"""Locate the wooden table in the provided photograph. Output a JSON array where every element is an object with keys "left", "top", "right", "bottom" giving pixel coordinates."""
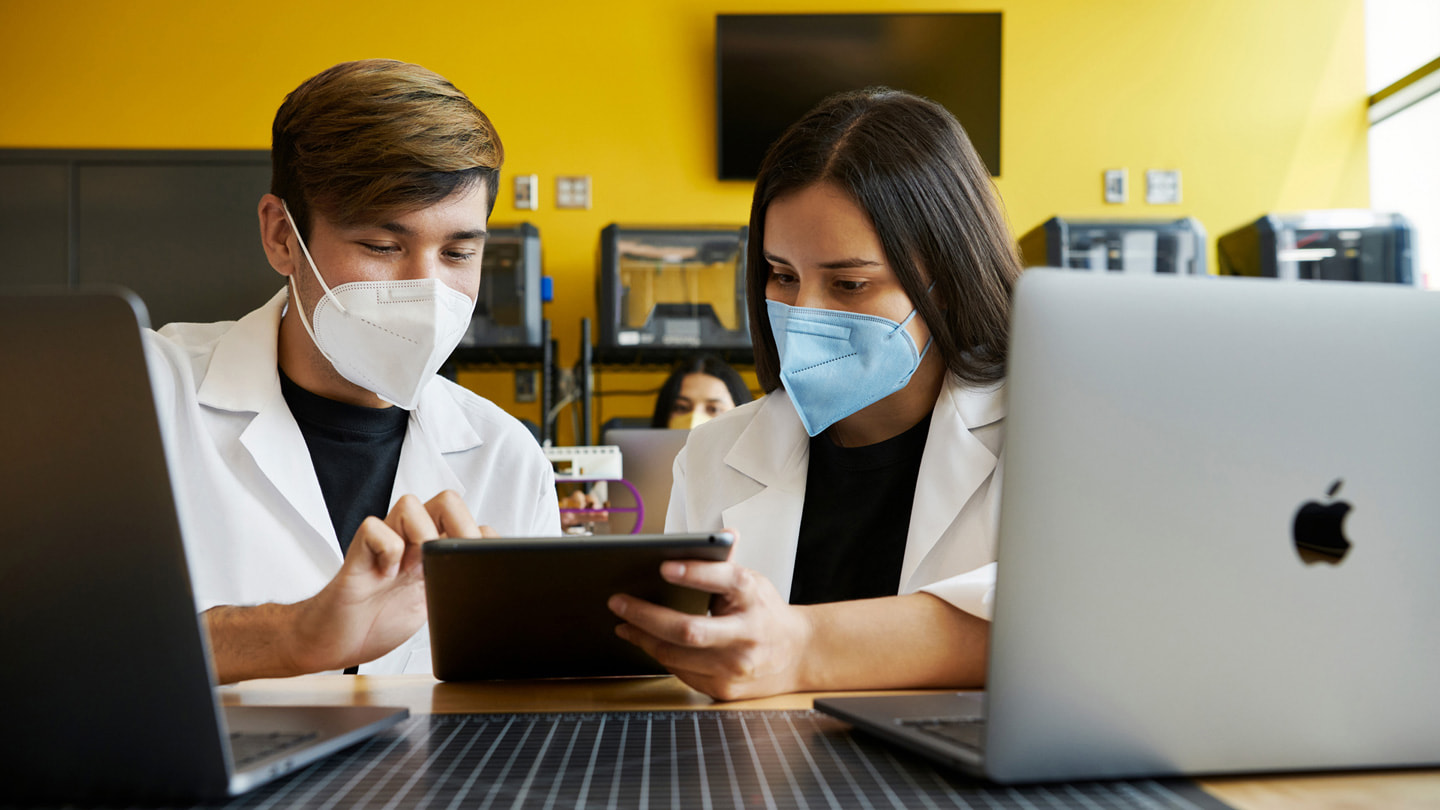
[{"left": 221, "top": 675, "right": 1440, "bottom": 810}]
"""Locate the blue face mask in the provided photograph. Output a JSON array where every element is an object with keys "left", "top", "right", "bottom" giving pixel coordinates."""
[{"left": 766, "top": 297, "right": 932, "bottom": 437}]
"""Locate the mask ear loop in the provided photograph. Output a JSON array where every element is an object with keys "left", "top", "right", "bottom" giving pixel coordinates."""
[
  {"left": 280, "top": 200, "right": 349, "bottom": 357},
  {"left": 888, "top": 281, "right": 936, "bottom": 360},
  {"left": 890, "top": 306, "right": 935, "bottom": 362},
  {"left": 279, "top": 200, "right": 352, "bottom": 375},
  {"left": 281, "top": 200, "right": 346, "bottom": 312}
]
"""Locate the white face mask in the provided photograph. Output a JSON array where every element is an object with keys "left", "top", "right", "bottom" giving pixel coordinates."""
[{"left": 282, "top": 201, "right": 476, "bottom": 410}]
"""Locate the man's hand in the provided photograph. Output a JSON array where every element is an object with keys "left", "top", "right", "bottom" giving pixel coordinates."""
[
  {"left": 289, "top": 490, "right": 490, "bottom": 674},
  {"left": 207, "top": 490, "right": 492, "bottom": 683}
]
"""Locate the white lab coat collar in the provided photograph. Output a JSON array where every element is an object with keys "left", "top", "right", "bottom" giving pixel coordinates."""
[
  {"left": 395, "top": 384, "right": 483, "bottom": 499},
  {"left": 718, "top": 390, "right": 810, "bottom": 589},
  {"left": 192, "top": 288, "right": 483, "bottom": 556},
  {"left": 718, "top": 376, "right": 1004, "bottom": 599},
  {"left": 901, "top": 378, "right": 1005, "bottom": 589},
  {"left": 722, "top": 388, "right": 811, "bottom": 492},
  {"left": 196, "top": 289, "right": 289, "bottom": 414}
]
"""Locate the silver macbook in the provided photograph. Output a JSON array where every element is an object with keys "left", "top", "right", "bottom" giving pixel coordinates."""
[
  {"left": 0, "top": 288, "right": 407, "bottom": 802},
  {"left": 819, "top": 269, "right": 1440, "bottom": 783},
  {"left": 602, "top": 427, "right": 691, "bottom": 534}
]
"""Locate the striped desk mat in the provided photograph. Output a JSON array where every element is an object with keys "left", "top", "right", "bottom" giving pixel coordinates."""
[{"left": 216, "top": 710, "right": 1233, "bottom": 810}]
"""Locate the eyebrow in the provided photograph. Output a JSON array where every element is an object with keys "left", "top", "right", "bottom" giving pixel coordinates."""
[
  {"left": 763, "top": 250, "right": 882, "bottom": 270},
  {"left": 379, "top": 222, "right": 488, "bottom": 241}
]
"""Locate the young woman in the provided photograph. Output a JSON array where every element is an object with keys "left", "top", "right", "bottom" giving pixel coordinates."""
[
  {"left": 608, "top": 88, "right": 1022, "bottom": 699},
  {"left": 650, "top": 354, "right": 753, "bottom": 429}
]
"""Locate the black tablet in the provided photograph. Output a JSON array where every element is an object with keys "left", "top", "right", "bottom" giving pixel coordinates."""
[{"left": 422, "top": 532, "right": 734, "bottom": 680}]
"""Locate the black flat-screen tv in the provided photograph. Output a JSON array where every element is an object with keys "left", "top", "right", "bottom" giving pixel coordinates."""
[{"left": 716, "top": 13, "right": 1002, "bottom": 181}]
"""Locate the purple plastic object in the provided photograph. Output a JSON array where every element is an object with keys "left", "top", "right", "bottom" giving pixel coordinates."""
[{"left": 556, "top": 477, "right": 644, "bottom": 534}]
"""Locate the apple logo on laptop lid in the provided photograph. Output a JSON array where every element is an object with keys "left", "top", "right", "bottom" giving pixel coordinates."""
[{"left": 1292, "top": 479, "right": 1353, "bottom": 564}]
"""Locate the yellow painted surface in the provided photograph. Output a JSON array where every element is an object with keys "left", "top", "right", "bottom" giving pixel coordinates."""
[{"left": 0, "top": 0, "right": 1369, "bottom": 440}]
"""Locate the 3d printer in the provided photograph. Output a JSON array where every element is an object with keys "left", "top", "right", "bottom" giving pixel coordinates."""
[
  {"left": 453, "top": 222, "right": 543, "bottom": 357},
  {"left": 1020, "top": 217, "right": 1208, "bottom": 275},
  {"left": 596, "top": 224, "right": 750, "bottom": 362},
  {"left": 1218, "top": 211, "right": 1415, "bottom": 285}
]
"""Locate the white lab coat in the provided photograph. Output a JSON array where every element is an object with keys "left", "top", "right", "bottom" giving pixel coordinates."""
[
  {"left": 144, "top": 289, "right": 560, "bottom": 674},
  {"left": 666, "top": 376, "right": 1004, "bottom": 620}
]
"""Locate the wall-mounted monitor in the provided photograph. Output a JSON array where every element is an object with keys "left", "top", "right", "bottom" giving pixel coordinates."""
[{"left": 716, "top": 13, "right": 1002, "bottom": 181}]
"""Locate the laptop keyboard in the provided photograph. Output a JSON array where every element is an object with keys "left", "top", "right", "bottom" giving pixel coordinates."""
[
  {"left": 228, "top": 731, "right": 320, "bottom": 768},
  {"left": 901, "top": 716, "right": 986, "bottom": 752}
]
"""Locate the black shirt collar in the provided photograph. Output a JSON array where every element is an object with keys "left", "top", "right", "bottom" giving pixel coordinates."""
[{"left": 278, "top": 368, "right": 409, "bottom": 438}]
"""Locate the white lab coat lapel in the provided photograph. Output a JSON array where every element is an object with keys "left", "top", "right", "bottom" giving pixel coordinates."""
[
  {"left": 899, "top": 378, "right": 1005, "bottom": 590},
  {"left": 720, "top": 390, "right": 810, "bottom": 601},
  {"left": 196, "top": 290, "right": 340, "bottom": 559},
  {"left": 394, "top": 381, "right": 480, "bottom": 504}
]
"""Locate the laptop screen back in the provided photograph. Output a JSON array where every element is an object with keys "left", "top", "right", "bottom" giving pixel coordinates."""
[
  {"left": 0, "top": 289, "right": 231, "bottom": 799},
  {"left": 603, "top": 428, "right": 691, "bottom": 534},
  {"left": 986, "top": 270, "right": 1440, "bottom": 781}
]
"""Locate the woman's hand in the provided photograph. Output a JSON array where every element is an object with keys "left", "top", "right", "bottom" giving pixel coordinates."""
[{"left": 608, "top": 559, "right": 816, "bottom": 700}]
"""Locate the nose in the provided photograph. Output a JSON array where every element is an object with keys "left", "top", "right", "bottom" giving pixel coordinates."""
[
  {"left": 400, "top": 252, "right": 444, "bottom": 282},
  {"left": 793, "top": 279, "right": 829, "bottom": 310}
]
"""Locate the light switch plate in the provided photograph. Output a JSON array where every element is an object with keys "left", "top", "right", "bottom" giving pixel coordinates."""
[
  {"left": 1104, "top": 169, "right": 1128, "bottom": 204},
  {"left": 556, "top": 175, "right": 592, "bottom": 210},
  {"left": 514, "top": 174, "right": 538, "bottom": 210},
  {"left": 1146, "top": 169, "right": 1182, "bottom": 204}
]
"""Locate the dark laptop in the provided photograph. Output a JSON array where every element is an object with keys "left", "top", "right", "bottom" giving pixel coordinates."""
[{"left": 0, "top": 288, "right": 406, "bottom": 802}]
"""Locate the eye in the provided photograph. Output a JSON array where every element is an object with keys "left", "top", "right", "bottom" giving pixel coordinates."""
[
  {"left": 361, "top": 242, "right": 399, "bottom": 255},
  {"left": 834, "top": 279, "right": 868, "bottom": 293},
  {"left": 444, "top": 250, "right": 477, "bottom": 263},
  {"left": 767, "top": 267, "right": 798, "bottom": 286}
]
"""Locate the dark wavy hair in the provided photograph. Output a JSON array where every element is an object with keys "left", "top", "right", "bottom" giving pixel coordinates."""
[
  {"left": 746, "top": 87, "right": 1022, "bottom": 393},
  {"left": 650, "top": 354, "right": 754, "bottom": 427}
]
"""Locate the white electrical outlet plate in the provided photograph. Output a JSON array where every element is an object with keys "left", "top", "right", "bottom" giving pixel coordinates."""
[
  {"left": 1146, "top": 169, "right": 1182, "bottom": 204},
  {"left": 514, "top": 174, "right": 538, "bottom": 210},
  {"left": 556, "top": 175, "right": 592, "bottom": 210},
  {"left": 1104, "top": 169, "right": 1128, "bottom": 204}
]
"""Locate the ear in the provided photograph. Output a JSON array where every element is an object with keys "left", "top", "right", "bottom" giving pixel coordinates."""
[{"left": 258, "top": 194, "right": 300, "bottom": 279}]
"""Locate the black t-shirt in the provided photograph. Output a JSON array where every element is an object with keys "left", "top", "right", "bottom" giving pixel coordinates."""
[
  {"left": 789, "top": 413, "right": 932, "bottom": 605},
  {"left": 279, "top": 370, "right": 409, "bottom": 556}
]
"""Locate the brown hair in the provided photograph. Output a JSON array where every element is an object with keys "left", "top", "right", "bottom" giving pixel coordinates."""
[
  {"left": 746, "top": 87, "right": 1021, "bottom": 392},
  {"left": 271, "top": 59, "right": 503, "bottom": 237}
]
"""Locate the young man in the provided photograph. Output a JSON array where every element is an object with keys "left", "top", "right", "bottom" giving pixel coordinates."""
[{"left": 144, "top": 59, "right": 559, "bottom": 683}]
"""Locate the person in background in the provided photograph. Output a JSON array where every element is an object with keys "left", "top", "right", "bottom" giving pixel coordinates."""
[
  {"left": 609, "top": 87, "right": 1021, "bottom": 699},
  {"left": 560, "top": 355, "right": 753, "bottom": 530},
  {"left": 145, "top": 59, "right": 559, "bottom": 683},
  {"left": 650, "top": 354, "right": 753, "bottom": 430}
]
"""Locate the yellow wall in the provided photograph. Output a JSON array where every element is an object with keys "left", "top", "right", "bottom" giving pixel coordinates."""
[{"left": 0, "top": 0, "right": 1369, "bottom": 440}]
